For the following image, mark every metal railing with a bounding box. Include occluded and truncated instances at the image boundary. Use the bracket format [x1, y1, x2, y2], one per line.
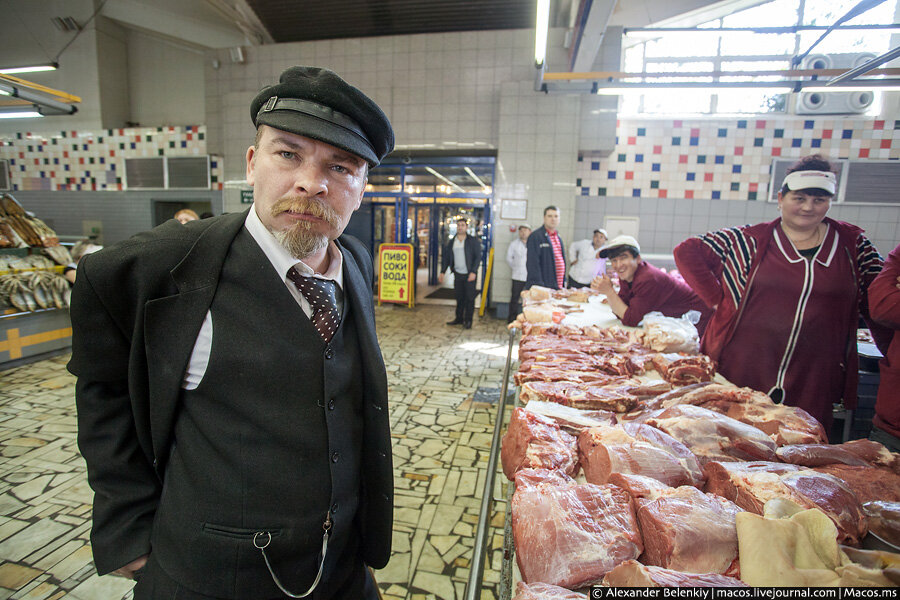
[464, 327, 517, 600]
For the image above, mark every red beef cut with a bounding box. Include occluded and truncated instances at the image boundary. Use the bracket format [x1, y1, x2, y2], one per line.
[777, 444, 870, 467]
[501, 408, 578, 481]
[812, 464, 900, 504]
[577, 423, 703, 487]
[512, 481, 643, 588]
[603, 560, 748, 587]
[647, 383, 827, 445]
[703, 460, 867, 545]
[634, 485, 741, 575]
[644, 404, 777, 464]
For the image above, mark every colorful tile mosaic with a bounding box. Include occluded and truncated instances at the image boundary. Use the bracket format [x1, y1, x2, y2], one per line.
[0, 126, 223, 192]
[578, 116, 900, 200]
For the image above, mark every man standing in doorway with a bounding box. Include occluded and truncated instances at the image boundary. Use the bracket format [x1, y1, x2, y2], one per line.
[506, 224, 531, 322]
[567, 228, 607, 288]
[69, 66, 393, 599]
[525, 205, 566, 290]
[439, 218, 481, 329]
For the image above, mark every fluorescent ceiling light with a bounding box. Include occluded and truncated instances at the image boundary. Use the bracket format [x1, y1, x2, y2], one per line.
[0, 63, 58, 75]
[0, 110, 43, 119]
[534, 0, 550, 67]
[425, 167, 466, 194]
[464, 167, 487, 189]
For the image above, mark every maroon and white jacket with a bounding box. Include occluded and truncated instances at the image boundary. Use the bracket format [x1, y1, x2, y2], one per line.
[674, 217, 890, 427]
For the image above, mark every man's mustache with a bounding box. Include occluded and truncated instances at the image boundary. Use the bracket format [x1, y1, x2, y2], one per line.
[271, 197, 342, 229]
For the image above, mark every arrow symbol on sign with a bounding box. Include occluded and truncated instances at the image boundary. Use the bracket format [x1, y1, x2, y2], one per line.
[399, 287, 405, 298]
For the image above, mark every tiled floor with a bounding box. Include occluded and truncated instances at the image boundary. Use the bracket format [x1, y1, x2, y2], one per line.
[0, 303, 514, 600]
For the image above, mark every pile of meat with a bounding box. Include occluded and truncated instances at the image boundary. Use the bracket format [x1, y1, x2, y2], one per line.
[503, 324, 900, 594]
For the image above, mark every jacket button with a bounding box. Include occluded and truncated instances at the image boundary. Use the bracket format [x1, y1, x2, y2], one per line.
[331, 503, 339, 513]
[324, 347, 334, 359]
[373, 403, 382, 411]
[331, 452, 340, 463]
[328, 398, 335, 410]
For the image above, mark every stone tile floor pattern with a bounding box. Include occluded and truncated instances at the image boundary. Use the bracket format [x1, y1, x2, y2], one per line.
[0, 304, 514, 600]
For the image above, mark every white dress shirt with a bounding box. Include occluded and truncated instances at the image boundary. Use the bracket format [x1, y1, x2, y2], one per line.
[567, 239, 602, 285]
[506, 239, 528, 282]
[181, 205, 345, 389]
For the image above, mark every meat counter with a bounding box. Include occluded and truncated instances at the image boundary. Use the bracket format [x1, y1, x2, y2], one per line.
[465, 294, 900, 597]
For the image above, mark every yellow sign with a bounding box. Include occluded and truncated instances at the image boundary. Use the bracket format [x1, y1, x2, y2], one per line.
[378, 243, 414, 307]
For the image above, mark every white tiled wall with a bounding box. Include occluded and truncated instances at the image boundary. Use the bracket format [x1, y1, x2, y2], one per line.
[574, 196, 900, 261]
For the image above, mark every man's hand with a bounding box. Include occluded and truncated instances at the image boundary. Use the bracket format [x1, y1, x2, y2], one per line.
[114, 555, 149, 580]
[591, 274, 616, 295]
[467, 272, 476, 282]
[438, 273, 444, 284]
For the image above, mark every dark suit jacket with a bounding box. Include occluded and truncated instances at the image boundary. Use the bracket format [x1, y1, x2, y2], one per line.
[67, 210, 393, 576]
[440, 234, 481, 275]
[525, 225, 566, 289]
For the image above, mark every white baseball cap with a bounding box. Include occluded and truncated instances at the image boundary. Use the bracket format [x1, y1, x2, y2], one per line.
[598, 235, 641, 258]
[782, 170, 836, 195]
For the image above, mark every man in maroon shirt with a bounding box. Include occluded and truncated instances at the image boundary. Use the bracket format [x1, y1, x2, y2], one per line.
[591, 235, 712, 335]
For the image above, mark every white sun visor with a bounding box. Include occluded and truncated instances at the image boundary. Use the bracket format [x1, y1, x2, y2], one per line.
[782, 170, 836, 194]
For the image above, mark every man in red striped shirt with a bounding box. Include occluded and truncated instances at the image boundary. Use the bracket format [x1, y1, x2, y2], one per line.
[525, 206, 567, 290]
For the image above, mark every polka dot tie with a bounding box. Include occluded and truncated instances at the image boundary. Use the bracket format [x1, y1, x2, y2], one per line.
[288, 268, 340, 344]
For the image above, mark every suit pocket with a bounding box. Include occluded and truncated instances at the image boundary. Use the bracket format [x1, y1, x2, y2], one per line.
[201, 522, 283, 540]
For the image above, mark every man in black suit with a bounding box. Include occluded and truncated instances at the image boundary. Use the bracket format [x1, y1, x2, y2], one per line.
[68, 66, 393, 600]
[525, 205, 566, 290]
[438, 217, 481, 329]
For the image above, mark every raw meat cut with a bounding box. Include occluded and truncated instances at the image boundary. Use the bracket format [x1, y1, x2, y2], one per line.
[633, 485, 741, 575]
[512, 481, 643, 588]
[812, 464, 900, 504]
[520, 401, 616, 435]
[650, 353, 715, 384]
[513, 582, 586, 599]
[778, 441, 900, 480]
[606, 472, 671, 498]
[647, 383, 828, 445]
[643, 404, 778, 464]
[520, 381, 637, 412]
[839, 439, 900, 474]
[577, 423, 703, 487]
[602, 560, 748, 587]
[862, 501, 900, 548]
[703, 461, 867, 545]
[514, 468, 575, 489]
[777, 444, 871, 468]
[501, 408, 578, 481]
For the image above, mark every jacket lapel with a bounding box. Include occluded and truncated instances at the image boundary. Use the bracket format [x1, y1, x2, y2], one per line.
[144, 210, 249, 465]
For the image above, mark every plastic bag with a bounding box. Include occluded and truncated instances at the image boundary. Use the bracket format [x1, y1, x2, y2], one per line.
[640, 311, 700, 354]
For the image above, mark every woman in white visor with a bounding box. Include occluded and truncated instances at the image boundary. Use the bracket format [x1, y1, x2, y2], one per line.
[674, 155, 892, 435]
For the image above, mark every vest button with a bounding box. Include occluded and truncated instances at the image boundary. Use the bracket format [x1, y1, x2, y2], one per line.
[331, 502, 339, 513]
[328, 398, 335, 410]
[331, 451, 340, 463]
[324, 347, 334, 359]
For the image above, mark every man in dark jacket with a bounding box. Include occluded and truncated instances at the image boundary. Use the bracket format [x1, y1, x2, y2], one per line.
[525, 205, 566, 289]
[68, 66, 393, 600]
[439, 217, 482, 328]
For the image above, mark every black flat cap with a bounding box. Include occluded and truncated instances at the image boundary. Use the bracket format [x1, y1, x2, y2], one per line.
[251, 66, 393, 166]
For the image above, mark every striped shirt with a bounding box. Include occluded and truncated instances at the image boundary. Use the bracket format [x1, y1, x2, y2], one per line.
[548, 230, 565, 289]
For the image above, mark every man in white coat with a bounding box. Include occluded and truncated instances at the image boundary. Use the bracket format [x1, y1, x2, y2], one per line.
[567, 229, 607, 288]
[505, 224, 531, 322]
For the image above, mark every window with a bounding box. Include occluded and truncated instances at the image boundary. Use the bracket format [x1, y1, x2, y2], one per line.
[620, 0, 897, 116]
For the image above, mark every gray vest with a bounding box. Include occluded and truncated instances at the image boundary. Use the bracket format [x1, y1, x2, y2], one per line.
[152, 228, 365, 599]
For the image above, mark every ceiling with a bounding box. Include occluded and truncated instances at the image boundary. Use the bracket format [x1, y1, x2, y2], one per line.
[243, 0, 551, 44]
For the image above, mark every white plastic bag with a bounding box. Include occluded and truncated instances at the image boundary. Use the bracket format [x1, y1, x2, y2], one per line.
[640, 311, 700, 354]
